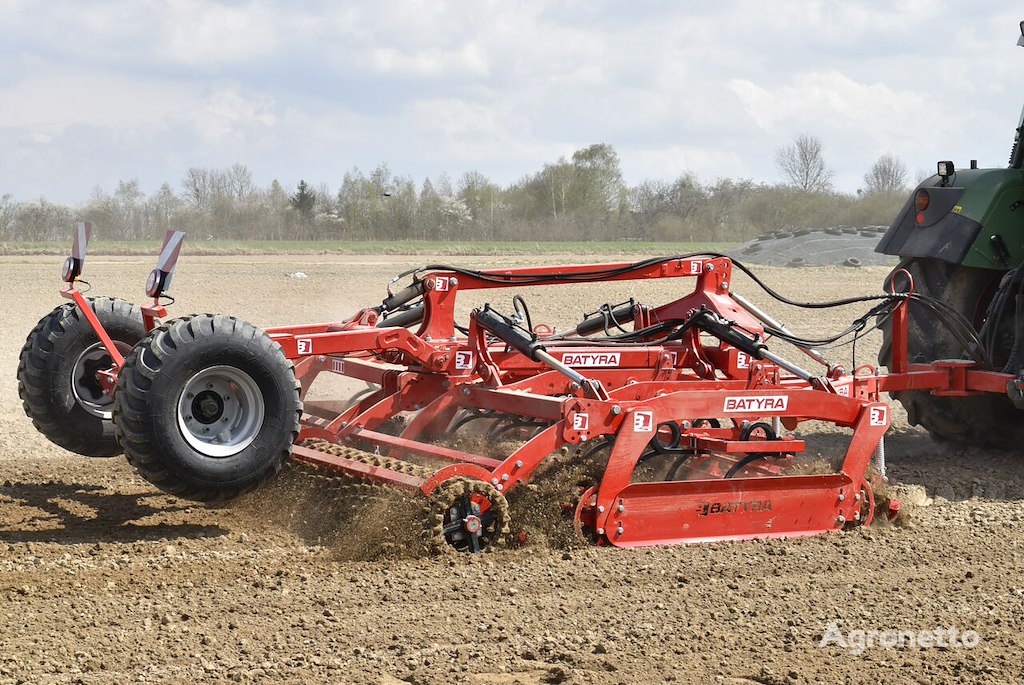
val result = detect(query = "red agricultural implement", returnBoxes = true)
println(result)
[18,227,1024,552]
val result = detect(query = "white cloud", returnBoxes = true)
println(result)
[191,89,278,144]
[0,1,1021,202]
[0,70,195,131]
[728,71,935,135]
[157,0,281,67]
[369,42,490,78]
[628,146,749,184]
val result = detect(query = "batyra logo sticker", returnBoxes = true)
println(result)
[723,395,788,412]
[434,276,450,291]
[297,338,312,355]
[633,411,653,432]
[869,406,888,427]
[560,352,621,367]
[455,351,474,370]
[572,413,590,431]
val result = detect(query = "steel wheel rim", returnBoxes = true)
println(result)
[177,365,265,457]
[71,340,132,419]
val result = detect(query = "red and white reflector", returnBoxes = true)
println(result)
[156,230,185,273]
[73,222,91,260]
[62,221,92,283]
[145,230,186,297]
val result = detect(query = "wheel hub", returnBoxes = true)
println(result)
[431,479,510,553]
[192,390,224,424]
[177,365,265,458]
[463,514,482,535]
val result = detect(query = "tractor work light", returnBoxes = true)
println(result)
[937,160,955,178]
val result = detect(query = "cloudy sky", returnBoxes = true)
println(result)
[0,1,1020,204]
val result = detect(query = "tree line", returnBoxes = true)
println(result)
[0,137,912,244]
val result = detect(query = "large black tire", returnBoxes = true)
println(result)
[113,314,301,502]
[17,297,145,457]
[879,258,1024,449]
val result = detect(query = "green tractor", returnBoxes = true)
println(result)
[875,21,1024,448]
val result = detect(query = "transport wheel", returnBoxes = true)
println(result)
[879,258,1024,449]
[113,314,301,502]
[428,478,509,553]
[17,297,145,457]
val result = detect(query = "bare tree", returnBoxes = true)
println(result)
[181,167,212,208]
[0,193,17,240]
[863,153,908,194]
[226,163,255,201]
[775,134,834,192]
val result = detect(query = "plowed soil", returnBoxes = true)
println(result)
[2,255,1022,685]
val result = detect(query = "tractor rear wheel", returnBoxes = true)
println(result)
[17,297,145,457]
[113,314,301,502]
[879,258,1024,449]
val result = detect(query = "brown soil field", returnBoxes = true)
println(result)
[2,254,1023,685]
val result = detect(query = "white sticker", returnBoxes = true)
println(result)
[869,406,888,427]
[572,413,590,431]
[561,352,621,367]
[455,351,474,370]
[633,411,654,432]
[297,338,313,355]
[331,358,345,373]
[737,352,751,369]
[434,276,450,292]
[723,395,789,412]
[689,261,701,274]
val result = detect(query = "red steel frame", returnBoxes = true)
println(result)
[263,256,1008,546]
[63,249,1024,547]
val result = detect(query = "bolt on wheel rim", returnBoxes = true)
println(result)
[177,365,264,457]
[72,341,132,419]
